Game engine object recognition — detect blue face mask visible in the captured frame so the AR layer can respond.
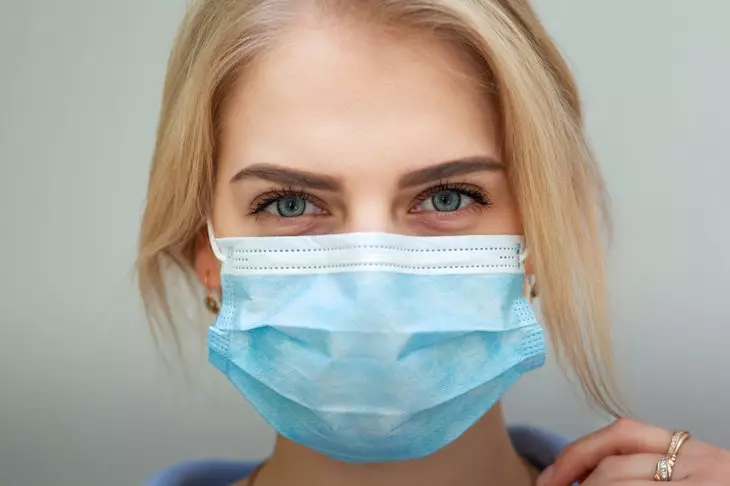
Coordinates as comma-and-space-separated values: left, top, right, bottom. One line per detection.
207, 229, 546, 464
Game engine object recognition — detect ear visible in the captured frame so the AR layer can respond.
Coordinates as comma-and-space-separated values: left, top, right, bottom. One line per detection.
194, 230, 221, 290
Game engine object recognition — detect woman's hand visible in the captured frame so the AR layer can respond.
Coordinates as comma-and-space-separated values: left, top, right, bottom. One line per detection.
537, 418, 730, 485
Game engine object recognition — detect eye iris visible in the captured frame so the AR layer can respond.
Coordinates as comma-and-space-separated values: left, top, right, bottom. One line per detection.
277, 196, 306, 217
431, 190, 461, 212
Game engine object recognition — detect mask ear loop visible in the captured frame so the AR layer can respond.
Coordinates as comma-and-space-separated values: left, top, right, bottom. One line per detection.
519, 247, 539, 302
518, 247, 529, 265
205, 219, 225, 315
207, 219, 226, 262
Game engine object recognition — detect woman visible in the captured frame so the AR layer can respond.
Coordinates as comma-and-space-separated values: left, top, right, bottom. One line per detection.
138, 0, 730, 485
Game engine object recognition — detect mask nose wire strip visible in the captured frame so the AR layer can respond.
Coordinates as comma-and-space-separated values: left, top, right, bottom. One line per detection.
207, 219, 226, 262
207, 223, 527, 268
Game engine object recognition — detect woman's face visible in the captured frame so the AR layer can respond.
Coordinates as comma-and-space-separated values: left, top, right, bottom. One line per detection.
209, 22, 521, 242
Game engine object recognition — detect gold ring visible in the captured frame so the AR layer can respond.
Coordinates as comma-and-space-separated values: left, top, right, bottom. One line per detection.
654, 431, 691, 481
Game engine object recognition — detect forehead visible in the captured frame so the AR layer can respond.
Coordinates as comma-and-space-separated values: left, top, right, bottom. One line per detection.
218, 20, 500, 180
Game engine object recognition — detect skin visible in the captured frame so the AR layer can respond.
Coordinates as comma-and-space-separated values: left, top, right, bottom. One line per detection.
193, 13, 730, 486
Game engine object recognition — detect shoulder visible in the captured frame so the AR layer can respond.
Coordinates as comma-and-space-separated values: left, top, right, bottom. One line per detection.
508, 425, 570, 471
145, 460, 260, 486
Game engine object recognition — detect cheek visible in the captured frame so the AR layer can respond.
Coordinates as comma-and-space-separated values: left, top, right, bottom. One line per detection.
478, 180, 523, 235
489, 200, 522, 234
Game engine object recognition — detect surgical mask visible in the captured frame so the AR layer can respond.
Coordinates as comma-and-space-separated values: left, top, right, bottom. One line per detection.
207, 228, 546, 463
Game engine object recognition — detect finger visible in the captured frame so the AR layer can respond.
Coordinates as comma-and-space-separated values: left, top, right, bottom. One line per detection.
543, 419, 675, 486
578, 454, 692, 484
581, 480, 651, 486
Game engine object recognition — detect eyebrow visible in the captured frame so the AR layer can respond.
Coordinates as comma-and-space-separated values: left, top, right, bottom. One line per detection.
398, 156, 503, 188
230, 164, 342, 191
230, 156, 503, 191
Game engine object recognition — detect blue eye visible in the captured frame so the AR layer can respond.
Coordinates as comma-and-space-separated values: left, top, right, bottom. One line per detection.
274, 196, 306, 217
419, 189, 475, 212
260, 195, 324, 218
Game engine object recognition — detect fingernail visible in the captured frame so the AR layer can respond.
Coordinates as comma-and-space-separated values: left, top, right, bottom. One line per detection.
537, 465, 554, 486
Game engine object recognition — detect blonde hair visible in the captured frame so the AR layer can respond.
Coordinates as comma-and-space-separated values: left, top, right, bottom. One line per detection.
139, 0, 622, 415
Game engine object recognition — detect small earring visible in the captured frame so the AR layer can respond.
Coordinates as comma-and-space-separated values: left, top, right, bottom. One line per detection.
204, 272, 221, 315
530, 282, 539, 299
526, 274, 539, 300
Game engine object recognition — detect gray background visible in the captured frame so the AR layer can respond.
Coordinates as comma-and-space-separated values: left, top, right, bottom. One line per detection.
1, 1, 728, 485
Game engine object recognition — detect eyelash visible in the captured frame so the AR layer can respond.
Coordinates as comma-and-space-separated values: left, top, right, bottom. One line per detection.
247, 182, 492, 216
